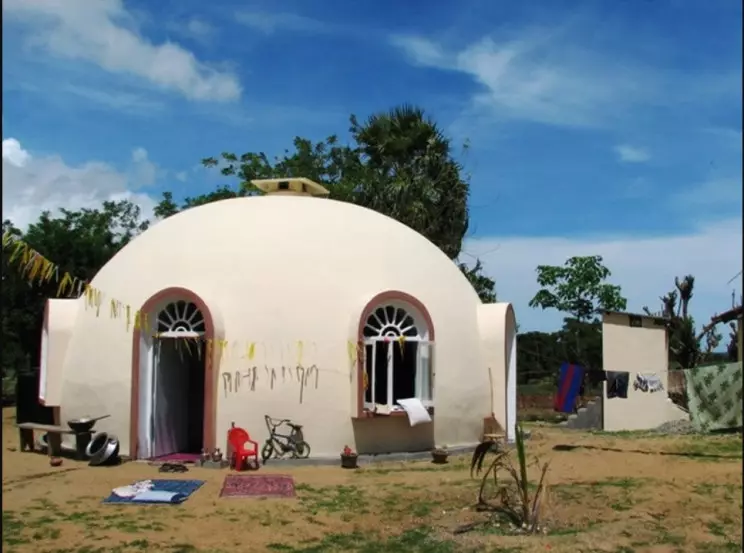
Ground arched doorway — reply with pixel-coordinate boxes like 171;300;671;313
130;289;216;460
359;295;435;413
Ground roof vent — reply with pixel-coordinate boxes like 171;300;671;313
251;178;330;197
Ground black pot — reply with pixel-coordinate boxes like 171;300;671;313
340;454;358;469
68;419;96;433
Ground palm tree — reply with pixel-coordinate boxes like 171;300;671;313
350;105;469;259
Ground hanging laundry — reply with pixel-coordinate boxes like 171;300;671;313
606;371;630;399
554;363;585;413
633;373;664;393
686;362;743;432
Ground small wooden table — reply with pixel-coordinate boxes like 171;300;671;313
16;423;93;461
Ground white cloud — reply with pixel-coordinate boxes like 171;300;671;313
389;36;448;67
392;32;655;128
167;17;214;43
2;138;31;167
464;218;743;333
614;144;650;163
2;137;157;229
3;0;241;102
234;10;328;35
671;177;743;208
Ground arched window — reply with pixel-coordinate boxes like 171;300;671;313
362;303;433;410
157;301;206;337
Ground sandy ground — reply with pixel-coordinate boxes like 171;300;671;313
2;408;742;553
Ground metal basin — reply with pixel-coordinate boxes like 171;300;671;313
86;432;120;466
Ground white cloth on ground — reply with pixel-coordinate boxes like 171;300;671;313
396;398;432;427
112;479;154;498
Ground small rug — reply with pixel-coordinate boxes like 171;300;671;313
103;479;204;505
219;474;296;499
150;453;201;463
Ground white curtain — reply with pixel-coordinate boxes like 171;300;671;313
137;335;153;459
152;339;190;457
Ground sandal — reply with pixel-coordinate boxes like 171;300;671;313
158;462;189;473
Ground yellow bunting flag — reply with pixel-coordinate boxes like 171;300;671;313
347;341;357;364
42;259;56;283
126;305;132;331
94;289;103;317
9;240;26;264
397;335;406;354
218;339;229;356
133;310;142;330
57;273;73;297
110;300;119;318
247;342;256;360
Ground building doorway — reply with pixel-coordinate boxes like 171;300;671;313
137;300;206;460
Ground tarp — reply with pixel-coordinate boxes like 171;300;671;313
686;362;743;432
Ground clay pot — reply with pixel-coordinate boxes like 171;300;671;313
340;453;358;469
431;450;449;464
50;457;63;467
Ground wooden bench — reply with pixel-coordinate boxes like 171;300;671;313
16;422;93;461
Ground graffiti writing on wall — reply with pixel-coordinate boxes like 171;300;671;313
221;364;321;404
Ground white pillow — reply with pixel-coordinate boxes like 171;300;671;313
396;398;433;427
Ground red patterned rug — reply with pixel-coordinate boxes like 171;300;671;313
219;474;296;499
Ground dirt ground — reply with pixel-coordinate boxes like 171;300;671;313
2;408;742;553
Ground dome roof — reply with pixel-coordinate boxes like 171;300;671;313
90;195;480;310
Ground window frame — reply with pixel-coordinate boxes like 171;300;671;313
362;337;434;411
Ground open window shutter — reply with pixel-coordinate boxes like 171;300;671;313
416;341;433;403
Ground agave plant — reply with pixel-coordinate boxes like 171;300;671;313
470;425;551;534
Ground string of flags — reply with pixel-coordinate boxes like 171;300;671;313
2;232;410;370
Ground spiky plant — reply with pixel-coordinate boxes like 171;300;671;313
470;425;551;534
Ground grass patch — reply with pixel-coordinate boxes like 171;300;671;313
266;526;477;553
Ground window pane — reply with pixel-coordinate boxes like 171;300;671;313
373;342;388;405
417;343;433;401
392;341;417;403
364;344;373;404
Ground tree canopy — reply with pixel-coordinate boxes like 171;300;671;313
1;201;149;376
528;255;627;323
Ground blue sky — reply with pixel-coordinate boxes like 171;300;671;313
2;0;742;334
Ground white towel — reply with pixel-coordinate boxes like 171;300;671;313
396;398;432;427
634;374;664;393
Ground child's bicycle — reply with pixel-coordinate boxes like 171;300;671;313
261;415;311;462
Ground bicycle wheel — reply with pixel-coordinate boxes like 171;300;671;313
261;442;274;463
293;440;311;459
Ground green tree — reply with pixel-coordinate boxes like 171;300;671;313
158;105;496;303
528;255;627;323
643;275;724;370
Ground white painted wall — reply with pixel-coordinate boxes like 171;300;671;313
602;312;689;431
40;299;78;406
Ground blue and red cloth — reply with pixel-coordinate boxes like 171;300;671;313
554;363;585;413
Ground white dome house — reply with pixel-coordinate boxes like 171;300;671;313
38;178;517;459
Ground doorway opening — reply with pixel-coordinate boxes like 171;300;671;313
150;338;205;458
137;300;207;460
